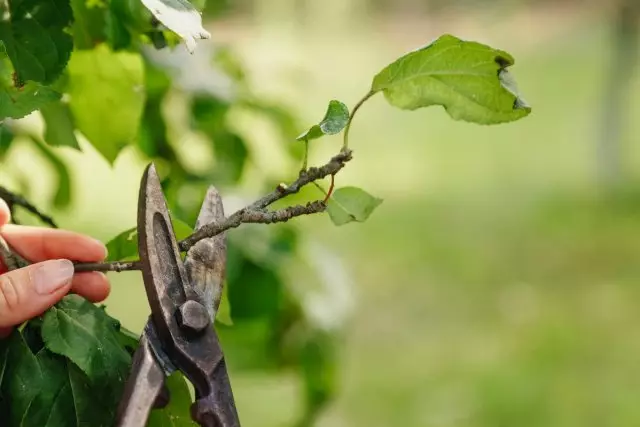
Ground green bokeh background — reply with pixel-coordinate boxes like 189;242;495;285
3;1;640;425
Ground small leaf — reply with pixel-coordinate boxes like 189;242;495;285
106;218;193;262
326;187;383;226
147;373;197;426
139;0;210;53
40;101;80;149
296;100;350;142
41;295;132;395
371;34;530;124
66;44;145;163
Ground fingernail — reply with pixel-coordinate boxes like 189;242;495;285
34;260;74;295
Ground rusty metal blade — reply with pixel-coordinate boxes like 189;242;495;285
115;333;166;427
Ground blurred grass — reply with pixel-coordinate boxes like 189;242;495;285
3;5;640;426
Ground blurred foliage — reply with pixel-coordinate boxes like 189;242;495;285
0;0;342;423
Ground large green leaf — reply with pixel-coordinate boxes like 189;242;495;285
326;186;383;226
40;295;132;398
40;101;80;149
0;0;73;85
66;44;145;163
0;330;42;426
106;218;193;262
371;34;530;124
147;373;197;427
296;100;350;142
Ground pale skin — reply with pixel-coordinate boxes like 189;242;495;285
0;198;110;337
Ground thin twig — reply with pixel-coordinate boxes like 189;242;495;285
178;149;352;251
0;186;58;227
73;261;142;273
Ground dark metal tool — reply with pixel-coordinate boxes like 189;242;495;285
115;164;240;427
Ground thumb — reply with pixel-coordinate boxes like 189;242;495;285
0;259;74;337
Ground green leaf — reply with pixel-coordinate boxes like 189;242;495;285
138;0;210;53
106;217;193;262
23;351;116;427
66;44;145;163
69;0;107;49
0;124;14;158
371;34;530;124
0;0;73;85
40;101;80;149
147;373;197;427
0;55;61;118
0;330;41;426
29;136;72;207
326;186;383;226
40;295;132;398
296;100;350;142
298;330;338;425
215;282;233;326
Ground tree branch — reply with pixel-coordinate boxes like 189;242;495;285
178;149;352;251
6;149;352;274
0;186;58;228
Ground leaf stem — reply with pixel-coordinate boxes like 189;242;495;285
343;91;375;150
324;174;335;203
301;139;309;172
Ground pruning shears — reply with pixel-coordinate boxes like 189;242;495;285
115;163;241;427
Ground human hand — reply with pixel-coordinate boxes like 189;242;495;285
0;198;110;337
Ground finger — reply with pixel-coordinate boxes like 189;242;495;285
1;225;107;264
0;199;10;227
0;259;74;337
71;272;110;303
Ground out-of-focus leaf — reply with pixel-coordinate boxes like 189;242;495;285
216;282;232;326
371;34;530;124
147;373;197;426
296;100;349;142
0;0;73;84
0;55;61;118
138;0;210;53
298;330;338;426
40;101;80;149
69;0;106;49
106;218;193;262
67;44;145;163
326;186;383;226
29;136;72;208
41;295;132;399
0;124;14;158
212;133;248;184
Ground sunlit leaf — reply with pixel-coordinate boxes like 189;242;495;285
326;186;383;226
139;0;210;53
296;100;350;142
66;44;145;163
0;55;61;119
371;34;530;124
147;373;197;426
106;218;193;261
